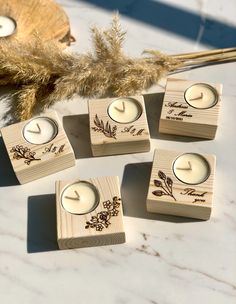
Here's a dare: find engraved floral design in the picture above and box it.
[92,114,117,139]
[152,170,176,201]
[85,196,121,231]
[10,145,41,165]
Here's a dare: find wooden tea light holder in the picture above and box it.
[56,176,126,249]
[159,78,222,139]
[88,96,150,156]
[146,149,216,220]
[0,111,75,184]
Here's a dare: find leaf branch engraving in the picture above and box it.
[152,170,176,201]
[85,196,121,231]
[92,114,117,139]
[10,145,41,165]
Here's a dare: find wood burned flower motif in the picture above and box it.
[10,145,41,165]
[152,170,176,201]
[85,196,121,231]
[92,115,117,139]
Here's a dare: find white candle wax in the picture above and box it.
[0,16,17,38]
[173,153,210,185]
[108,97,142,123]
[61,181,99,214]
[23,117,58,145]
[184,83,218,109]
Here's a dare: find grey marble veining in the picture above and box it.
[0,0,236,303]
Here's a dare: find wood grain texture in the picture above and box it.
[88,96,150,156]
[0,0,73,48]
[146,149,216,220]
[159,78,222,139]
[56,176,126,250]
[0,111,75,184]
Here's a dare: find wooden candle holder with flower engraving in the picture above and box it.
[88,96,150,156]
[56,176,126,250]
[159,78,222,139]
[0,111,75,184]
[146,149,216,220]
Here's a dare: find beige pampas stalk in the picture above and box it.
[1,14,236,122]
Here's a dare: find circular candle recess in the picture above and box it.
[108,97,142,124]
[173,153,210,185]
[184,83,218,109]
[61,181,100,215]
[0,16,17,38]
[23,117,58,145]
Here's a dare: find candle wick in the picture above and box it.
[114,101,126,113]
[188,161,192,170]
[189,92,203,101]
[27,123,42,134]
[176,161,192,171]
[74,190,80,200]
[65,192,80,201]
[36,123,41,133]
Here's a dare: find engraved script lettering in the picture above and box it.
[165,101,192,120]
[121,125,145,136]
[165,102,188,109]
[43,143,65,155]
[180,188,207,204]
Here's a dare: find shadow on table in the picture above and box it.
[121,162,201,223]
[0,85,18,127]
[143,92,208,142]
[63,114,93,159]
[0,137,19,187]
[80,0,236,48]
[27,194,59,253]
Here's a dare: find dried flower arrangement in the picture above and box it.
[1,14,236,122]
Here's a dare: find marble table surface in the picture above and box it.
[0,0,236,303]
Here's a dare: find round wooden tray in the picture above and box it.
[0,0,74,48]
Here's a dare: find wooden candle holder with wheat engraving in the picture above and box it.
[159,78,222,139]
[56,176,126,249]
[146,149,216,220]
[88,96,150,156]
[0,111,75,184]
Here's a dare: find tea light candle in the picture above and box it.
[61,181,99,214]
[184,83,218,109]
[23,117,58,145]
[0,16,17,38]
[173,153,210,184]
[108,97,142,123]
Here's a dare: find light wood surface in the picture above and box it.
[159,78,222,139]
[1,111,75,184]
[56,176,126,250]
[0,0,73,48]
[88,96,150,156]
[146,149,216,220]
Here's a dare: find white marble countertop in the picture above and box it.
[0,0,236,303]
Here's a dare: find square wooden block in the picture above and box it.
[0,111,75,184]
[88,96,150,156]
[146,149,216,220]
[159,78,222,139]
[56,176,126,249]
